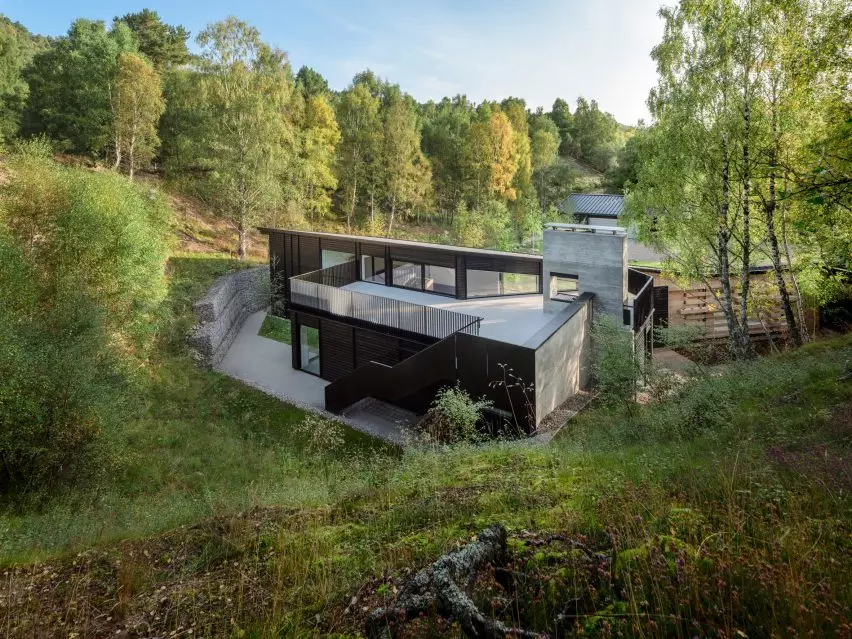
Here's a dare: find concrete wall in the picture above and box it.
[190,266,268,367]
[533,299,592,425]
[543,226,627,320]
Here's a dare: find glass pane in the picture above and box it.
[299,325,320,375]
[424,264,456,296]
[466,270,539,297]
[361,255,386,284]
[501,272,539,295]
[466,269,501,297]
[393,261,422,289]
[321,249,355,269]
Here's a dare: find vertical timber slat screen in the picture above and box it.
[290,263,481,340]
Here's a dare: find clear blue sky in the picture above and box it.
[2,0,665,124]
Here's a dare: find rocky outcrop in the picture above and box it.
[190,266,268,367]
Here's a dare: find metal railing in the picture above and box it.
[290,262,481,340]
[625,268,654,331]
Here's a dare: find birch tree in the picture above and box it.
[193,17,295,259]
[381,93,431,235]
[335,83,380,231]
[110,53,164,179]
[628,0,755,359]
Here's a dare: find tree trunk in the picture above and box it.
[237,215,248,261]
[738,96,753,359]
[348,173,358,233]
[780,171,809,341]
[365,524,543,639]
[765,101,802,345]
[386,194,396,237]
[128,132,136,181]
[717,131,741,356]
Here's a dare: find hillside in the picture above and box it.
[3,333,850,637]
[563,156,606,193]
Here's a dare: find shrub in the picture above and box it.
[590,316,641,409]
[418,384,492,444]
[0,149,171,495]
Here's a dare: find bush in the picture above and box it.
[0,149,171,495]
[590,316,640,408]
[418,384,492,444]
[453,199,512,250]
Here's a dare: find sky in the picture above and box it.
[1,0,667,125]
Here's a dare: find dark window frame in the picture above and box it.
[465,269,541,299]
[360,254,387,284]
[390,260,457,298]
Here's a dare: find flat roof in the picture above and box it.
[258,227,543,262]
[342,281,569,347]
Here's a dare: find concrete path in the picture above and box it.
[215,310,409,445]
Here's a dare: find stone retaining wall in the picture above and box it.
[190,266,269,367]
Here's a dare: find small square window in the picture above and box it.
[550,273,579,302]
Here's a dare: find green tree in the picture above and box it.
[0,16,42,143]
[529,113,561,208]
[110,53,165,179]
[22,19,137,155]
[0,145,171,493]
[629,0,757,359]
[535,159,574,212]
[295,65,329,99]
[335,83,381,230]
[571,97,620,171]
[549,97,575,157]
[191,17,296,259]
[606,129,646,192]
[114,9,189,69]
[420,96,474,220]
[502,98,533,204]
[463,111,518,205]
[294,94,340,222]
[381,93,431,235]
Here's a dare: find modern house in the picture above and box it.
[260,223,654,433]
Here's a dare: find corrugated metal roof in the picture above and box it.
[558,193,624,217]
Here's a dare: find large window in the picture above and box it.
[360,255,386,284]
[466,270,539,298]
[392,261,423,290]
[424,264,456,296]
[393,261,456,296]
[299,325,320,375]
[321,249,355,269]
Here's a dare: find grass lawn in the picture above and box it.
[2,326,851,636]
[0,252,391,564]
[259,314,292,344]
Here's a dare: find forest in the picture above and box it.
[0,10,631,258]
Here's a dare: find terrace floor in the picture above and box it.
[342,281,561,346]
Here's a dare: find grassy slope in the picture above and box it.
[3,333,851,637]
[0,196,390,564]
[563,156,606,193]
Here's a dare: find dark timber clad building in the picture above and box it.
[261,224,654,433]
